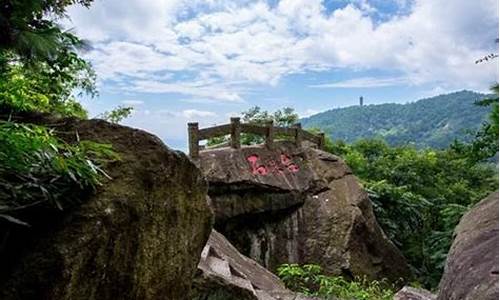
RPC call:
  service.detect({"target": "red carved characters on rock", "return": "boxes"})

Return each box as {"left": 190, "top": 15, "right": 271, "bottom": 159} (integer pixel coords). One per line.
{"left": 247, "top": 154, "right": 268, "bottom": 175}
{"left": 246, "top": 153, "right": 299, "bottom": 176}
{"left": 280, "top": 154, "right": 300, "bottom": 173}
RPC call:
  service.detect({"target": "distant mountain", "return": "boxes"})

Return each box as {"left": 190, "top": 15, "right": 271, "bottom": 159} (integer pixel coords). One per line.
{"left": 301, "top": 90, "right": 491, "bottom": 149}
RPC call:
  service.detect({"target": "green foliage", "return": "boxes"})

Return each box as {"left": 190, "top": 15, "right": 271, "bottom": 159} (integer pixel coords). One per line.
{"left": 239, "top": 106, "right": 299, "bottom": 127}
{"left": 0, "top": 121, "right": 119, "bottom": 226}
{"left": 207, "top": 106, "right": 299, "bottom": 146}
{"left": 0, "top": 0, "right": 115, "bottom": 229}
{"left": 241, "top": 106, "right": 299, "bottom": 145}
{"left": 326, "top": 138, "right": 497, "bottom": 288}
{"left": 302, "top": 91, "right": 491, "bottom": 149}
{"left": 0, "top": 49, "right": 96, "bottom": 118}
{"left": 0, "top": 0, "right": 97, "bottom": 118}
{"left": 0, "top": 62, "right": 51, "bottom": 112}
{"left": 277, "top": 264, "right": 395, "bottom": 300}
{"left": 98, "top": 106, "right": 134, "bottom": 124}
{"left": 0, "top": 0, "right": 93, "bottom": 63}
{"left": 239, "top": 106, "right": 299, "bottom": 145}
{"left": 452, "top": 83, "right": 499, "bottom": 163}
{"left": 206, "top": 135, "right": 229, "bottom": 147}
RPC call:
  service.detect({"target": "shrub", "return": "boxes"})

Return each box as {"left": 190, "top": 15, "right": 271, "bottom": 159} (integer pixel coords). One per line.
{"left": 0, "top": 121, "right": 119, "bottom": 226}
{"left": 277, "top": 264, "right": 395, "bottom": 300}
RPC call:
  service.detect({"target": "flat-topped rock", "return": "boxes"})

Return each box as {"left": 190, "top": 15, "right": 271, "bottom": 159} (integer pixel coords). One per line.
{"left": 199, "top": 142, "right": 329, "bottom": 220}
{"left": 199, "top": 143, "right": 325, "bottom": 192}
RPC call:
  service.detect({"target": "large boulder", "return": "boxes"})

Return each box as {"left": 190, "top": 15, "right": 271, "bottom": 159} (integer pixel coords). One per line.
{"left": 198, "top": 142, "right": 411, "bottom": 282}
{"left": 191, "top": 230, "right": 322, "bottom": 300}
{"left": 437, "top": 191, "right": 499, "bottom": 300}
{"left": 0, "top": 117, "right": 213, "bottom": 300}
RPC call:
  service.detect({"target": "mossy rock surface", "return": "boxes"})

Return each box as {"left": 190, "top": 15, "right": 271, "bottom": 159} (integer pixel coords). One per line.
{"left": 0, "top": 116, "right": 213, "bottom": 300}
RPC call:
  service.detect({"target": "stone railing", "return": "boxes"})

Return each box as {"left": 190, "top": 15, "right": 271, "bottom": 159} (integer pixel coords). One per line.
{"left": 188, "top": 117, "right": 325, "bottom": 158}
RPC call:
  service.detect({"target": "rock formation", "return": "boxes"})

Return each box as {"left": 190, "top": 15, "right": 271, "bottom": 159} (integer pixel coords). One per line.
{"left": 192, "top": 230, "right": 322, "bottom": 300}
{"left": 0, "top": 116, "right": 213, "bottom": 300}
{"left": 198, "top": 141, "right": 411, "bottom": 282}
{"left": 437, "top": 191, "right": 499, "bottom": 300}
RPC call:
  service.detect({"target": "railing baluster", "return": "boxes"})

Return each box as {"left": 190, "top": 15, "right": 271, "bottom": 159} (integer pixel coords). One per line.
{"left": 188, "top": 122, "right": 199, "bottom": 158}
{"left": 265, "top": 120, "right": 274, "bottom": 150}
{"left": 318, "top": 132, "right": 325, "bottom": 150}
{"left": 230, "top": 117, "right": 241, "bottom": 149}
{"left": 293, "top": 123, "right": 302, "bottom": 147}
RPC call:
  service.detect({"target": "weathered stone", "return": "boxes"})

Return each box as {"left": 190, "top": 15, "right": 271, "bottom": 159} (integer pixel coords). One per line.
{"left": 437, "top": 191, "right": 499, "bottom": 300}
{"left": 199, "top": 141, "right": 411, "bottom": 282}
{"left": 298, "top": 148, "right": 410, "bottom": 281}
{"left": 199, "top": 143, "right": 326, "bottom": 221}
{"left": 0, "top": 117, "right": 213, "bottom": 300}
{"left": 394, "top": 286, "right": 436, "bottom": 300}
{"left": 192, "top": 230, "right": 323, "bottom": 300}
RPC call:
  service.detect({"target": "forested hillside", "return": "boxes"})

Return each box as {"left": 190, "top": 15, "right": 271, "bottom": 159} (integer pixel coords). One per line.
{"left": 301, "top": 91, "right": 491, "bottom": 148}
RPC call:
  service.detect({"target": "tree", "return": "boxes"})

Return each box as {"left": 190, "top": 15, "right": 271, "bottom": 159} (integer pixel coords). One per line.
{"left": 0, "top": 0, "right": 96, "bottom": 118}
{"left": 0, "top": 0, "right": 116, "bottom": 229}
{"left": 0, "top": 51, "right": 96, "bottom": 118}
{"left": 98, "top": 106, "right": 134, "bottom": 124}
{"left": 1, "top": 0, "right": 93, "bottom": 64}
{"left": 241, "top": 106, "right": 298, "bottom": 127}
{"left": 326, "top": 138, "right": 497, "bottom": 288}
{"left": 452, "top": 83, "right": 499, "bottom": 163}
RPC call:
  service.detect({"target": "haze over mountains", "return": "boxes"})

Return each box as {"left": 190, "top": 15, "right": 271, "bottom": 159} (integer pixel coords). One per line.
{"left": 301, "top": 91, "right": 491, "bottom": 149}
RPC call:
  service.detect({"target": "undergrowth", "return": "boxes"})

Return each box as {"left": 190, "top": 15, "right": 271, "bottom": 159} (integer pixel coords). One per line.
{"left": 277, "top": 264, "right": 396, "bottom": 300}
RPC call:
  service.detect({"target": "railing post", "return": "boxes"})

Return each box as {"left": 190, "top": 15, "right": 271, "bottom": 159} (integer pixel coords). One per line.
{"left": 318, "top": 132, "right": 325, "bottom": 150}
{"left": 293, "top": 123, "right": 302, "bottom": 147}
{"left": 188, "top": 122, "right": 199, "bottom": 158}
{"left": 265, "top": 120, "right": 274, "bottom": 149}
{"left": 230, "top": 117, "right": 241, "bottom": 149}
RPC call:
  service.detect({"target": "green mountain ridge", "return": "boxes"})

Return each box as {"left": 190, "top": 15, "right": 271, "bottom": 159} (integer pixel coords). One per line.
{"left": 301, "top": 90, "right": 491, "bottom": 148}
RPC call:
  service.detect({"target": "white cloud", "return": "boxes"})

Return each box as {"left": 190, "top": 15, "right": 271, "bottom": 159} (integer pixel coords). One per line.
{"left": 86, "top": 41, "right": 188, "bottom": 81}
{"left": 129, "top": 80, "right": 244, "bottom": 102}
{"left": 310, "top": 76, "right": 410, "bottom": 88}
{"left": 300, "top": 109, "right": 322, "bottom": 118}
{"left": 121, "top": 100, "right": 144, "bottom": 105}
{"left": 182, "top": 109, "right": 217, "bottom": 119}
{"left": 67, "top": 0, "right": 499, "bottom": 99}
{"left": 146, "top": 108, "right": 217, "bottom": 119}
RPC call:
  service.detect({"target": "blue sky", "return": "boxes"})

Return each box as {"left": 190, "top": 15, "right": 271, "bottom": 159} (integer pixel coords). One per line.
{"left": 66, "top": 0, "right": 499, "bottom": 151}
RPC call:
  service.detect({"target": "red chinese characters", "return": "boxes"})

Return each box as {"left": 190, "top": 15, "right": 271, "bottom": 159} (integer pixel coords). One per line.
{"left": 246, "top": 155, "right": 268, "bottom": 175}
{"left": 247, "top": 153, "right": 299, "bottom": 176}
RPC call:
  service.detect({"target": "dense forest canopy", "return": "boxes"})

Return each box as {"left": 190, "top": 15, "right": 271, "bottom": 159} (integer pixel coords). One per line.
{"left": 301, "top": 91, "right": 491, "bottom": 149}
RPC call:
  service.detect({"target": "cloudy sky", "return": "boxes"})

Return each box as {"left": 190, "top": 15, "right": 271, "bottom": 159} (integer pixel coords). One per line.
{"left": 66, "top": 0, "right": 499, "bottom": 151}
